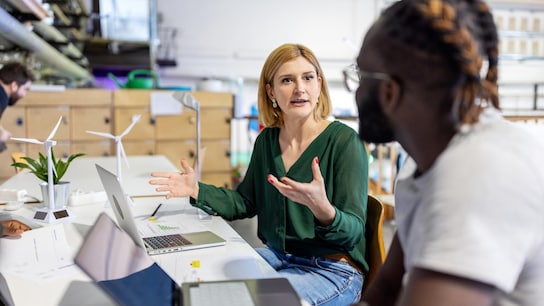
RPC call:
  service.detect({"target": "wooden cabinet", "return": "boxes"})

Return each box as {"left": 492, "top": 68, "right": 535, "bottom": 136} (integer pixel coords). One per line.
{"left": 114, "top": 90, "right": 233, "bottom": 188}
{"left": 1, "top": 89, "right": 234, "bottom": 188}
{"left": 0, "top": 107, "right": 27, "bottom": 180}
{"left": 0, "top": 89, "right": 113, "bottom": 182}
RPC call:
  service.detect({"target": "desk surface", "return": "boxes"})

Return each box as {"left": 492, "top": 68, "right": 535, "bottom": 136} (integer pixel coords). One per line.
{"left": 1, "top": 155, "right": 178, "bottom": 200}
{"left": 0, "top": 156, "right": 277, "bottom": 306}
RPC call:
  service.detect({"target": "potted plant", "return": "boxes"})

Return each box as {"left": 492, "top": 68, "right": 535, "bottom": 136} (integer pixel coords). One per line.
{"left": 11, "top": 149, "right": 85, "bottom": 208}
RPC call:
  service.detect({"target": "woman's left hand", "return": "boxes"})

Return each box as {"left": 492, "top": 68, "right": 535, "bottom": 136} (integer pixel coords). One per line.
{"left": 267, "top": 157, "right": 336, "bottom": 225}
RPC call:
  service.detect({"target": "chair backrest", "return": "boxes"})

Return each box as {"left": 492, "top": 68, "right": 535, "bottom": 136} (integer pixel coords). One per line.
{"left": 11, "top": 152, "right": 28, "bottom": 173}
{"left": 364, "top": 194, "right": 386, "bottom": 292}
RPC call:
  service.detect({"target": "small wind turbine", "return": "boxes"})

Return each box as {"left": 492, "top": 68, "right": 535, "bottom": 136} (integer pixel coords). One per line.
{"left": 11, "top": 116, "right": 71, "bottom": 223}
{"left": 86, "top": 114, "right": 141, "bottom": 183}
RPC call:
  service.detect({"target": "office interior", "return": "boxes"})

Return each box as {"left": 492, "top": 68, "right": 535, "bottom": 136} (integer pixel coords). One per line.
{"left": 0, "top": 0, "right": 544, "bottom": 304}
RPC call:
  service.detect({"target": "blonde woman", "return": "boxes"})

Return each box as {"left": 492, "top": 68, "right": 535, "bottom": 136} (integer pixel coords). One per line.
{"left": 151, "top": 43, "right": 368, "bottom": 306}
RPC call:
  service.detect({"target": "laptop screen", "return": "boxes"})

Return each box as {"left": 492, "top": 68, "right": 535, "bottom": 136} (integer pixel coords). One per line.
{"left": 74, "top": 213, "right": 181, "bottom": 306}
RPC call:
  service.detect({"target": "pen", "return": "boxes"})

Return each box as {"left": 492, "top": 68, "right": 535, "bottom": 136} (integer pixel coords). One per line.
{"left": 149, "top": 203, "right": 162, "bottom": 220}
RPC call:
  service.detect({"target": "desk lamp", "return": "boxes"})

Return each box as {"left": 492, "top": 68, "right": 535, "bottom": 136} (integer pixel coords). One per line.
{"left": 172, "top": 91, "right": 202, "bottom": 178}
{"left": 172, "top": 91, "right": 210, "bottom": 220}
{"left": 11, "top": 116, "right": 72, "bottom": 223}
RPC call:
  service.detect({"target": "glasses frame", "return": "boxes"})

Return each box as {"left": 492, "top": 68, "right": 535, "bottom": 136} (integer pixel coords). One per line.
{"left": 342, "top": 64, "right": 392, "bottom": 92}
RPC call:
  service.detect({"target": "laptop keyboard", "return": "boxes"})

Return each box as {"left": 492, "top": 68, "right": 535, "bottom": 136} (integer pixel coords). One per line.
{"left": 189, "top": 282, "right": 255, "bottom": 306}
{"left": 143, "top": 234, "right": 192, "bottom": 249}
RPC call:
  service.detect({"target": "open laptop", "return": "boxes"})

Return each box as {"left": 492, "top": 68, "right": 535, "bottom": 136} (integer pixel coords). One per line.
{"left": 95, "top": 163, "right": 226, "bottom": 255}
{"left": 74, "top": 212, "right": 303, "bottom": 306}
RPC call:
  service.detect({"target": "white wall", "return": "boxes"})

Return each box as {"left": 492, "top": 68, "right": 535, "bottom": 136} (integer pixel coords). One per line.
{"left": 148, "top": 0, "right": 544, "bottom": 167}
{"left": 152, "top": 0, "right": 544, "bottom": 126}
{"left": 156, "top": 0, "right": 378, "bottom": 81}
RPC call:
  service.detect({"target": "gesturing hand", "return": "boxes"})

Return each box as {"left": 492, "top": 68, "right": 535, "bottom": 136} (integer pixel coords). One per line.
{"left": 149, "top": 159, "right": 199, "bottom": 199}
{"left": 1, "top": 220, "right": 31, "bottom": 237}
{"left": 0, "top": 126, "right": 12, "bottom": 142}
{"left": 267, "top": 157, "right": 336, "bottom": 225}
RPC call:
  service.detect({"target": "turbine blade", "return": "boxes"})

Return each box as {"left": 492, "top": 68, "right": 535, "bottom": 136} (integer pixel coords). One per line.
{"left": 120, "top": 114, "right": 141, "bottom": 137}
{"left": 51, "top": 161, "right": 58, "bottom": 177}
{"left": 86, "top": 130, "right": 115, "bottom": 138}
{"left": 47, "top": 116, "right": 63, "bottom": 140}
{"left": 44, "top": 142, "right": 55, "bottom": 185}
{"left": 119, "top": 141, "right": 130, "bottom": 168}
{"left": 10, "top": 137, "right": 43, "bottom": 144}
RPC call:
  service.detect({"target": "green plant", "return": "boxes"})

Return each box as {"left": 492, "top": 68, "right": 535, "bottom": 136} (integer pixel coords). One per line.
{"left": 11, "top": 150, "right": 85, "bottom": 184}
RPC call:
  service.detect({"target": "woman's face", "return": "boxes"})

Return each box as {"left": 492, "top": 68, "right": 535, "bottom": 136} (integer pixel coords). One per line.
{"left": 267, "top": 56, "right": 322, "bottom": 123}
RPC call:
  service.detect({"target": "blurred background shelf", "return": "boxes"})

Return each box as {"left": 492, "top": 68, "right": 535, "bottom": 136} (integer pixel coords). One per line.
{"left": 0, "top": 0, "right": 94, "bottom": 86}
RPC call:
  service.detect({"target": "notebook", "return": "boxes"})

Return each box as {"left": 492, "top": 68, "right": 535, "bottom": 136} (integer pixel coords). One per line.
{"left": 74, "top": 212, "right": 303, "bottom": 306}
{"left": 182, "top": 277, "right": 302, "bottom": 306}
{"left": 95, "top": 163, "right": 226, "bottom": 255}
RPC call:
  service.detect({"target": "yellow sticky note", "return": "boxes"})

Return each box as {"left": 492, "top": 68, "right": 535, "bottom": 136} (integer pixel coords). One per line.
{"left": 190, "top": 260, "right": 201, "bottom": 268}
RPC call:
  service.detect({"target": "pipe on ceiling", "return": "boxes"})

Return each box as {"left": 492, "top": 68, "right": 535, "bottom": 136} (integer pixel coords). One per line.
{"left": 0, "top": 7, "right": 93, "bottom": 81}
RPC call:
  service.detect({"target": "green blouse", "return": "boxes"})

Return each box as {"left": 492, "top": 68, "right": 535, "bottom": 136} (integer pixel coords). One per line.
{"left": 191, "top": 120, "right": 369, "bottom": 272}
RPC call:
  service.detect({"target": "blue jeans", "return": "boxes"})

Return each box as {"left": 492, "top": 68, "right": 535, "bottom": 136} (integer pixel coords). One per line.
{"left": 256, "top": 246, "right": 363, "bottom": 306}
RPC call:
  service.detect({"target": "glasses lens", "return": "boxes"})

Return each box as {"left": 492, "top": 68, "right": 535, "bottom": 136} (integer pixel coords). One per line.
{"left": 342, "top": 64, "right": 360, "bottom": 92}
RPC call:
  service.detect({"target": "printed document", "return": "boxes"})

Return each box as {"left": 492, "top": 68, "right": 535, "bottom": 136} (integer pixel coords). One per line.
{"left": 0, "top": 224, "right": 76, "bottom": 282}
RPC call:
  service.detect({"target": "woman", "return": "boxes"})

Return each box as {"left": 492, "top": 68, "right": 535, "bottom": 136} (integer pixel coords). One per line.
{"left": 150, "top": 43, "right": 368, "bottom": 306}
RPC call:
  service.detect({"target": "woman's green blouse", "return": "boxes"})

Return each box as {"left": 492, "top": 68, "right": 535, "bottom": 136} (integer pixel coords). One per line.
{"left": 191, "top": 120, "right": 369, "bottom": 272}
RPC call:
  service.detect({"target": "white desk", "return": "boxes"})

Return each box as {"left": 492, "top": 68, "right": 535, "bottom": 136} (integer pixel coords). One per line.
{"left": 1, "top": 155, "right": 179, "bottom": 200}
{"left": 0, "top": 156, "right": 277, "bottom": 306}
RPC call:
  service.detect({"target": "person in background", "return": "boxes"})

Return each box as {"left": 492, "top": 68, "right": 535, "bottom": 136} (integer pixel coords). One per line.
{"left": 0, "top": 62, "right": 35, "bottom": 150}
{"left": 352, "top": 0, "right": 544, "bottom": 305}
{"left": 0, "top": 219, "right": 31, "bottom": 237}
{"left": 150, "top": 43, "right": 369, "bottom": 306}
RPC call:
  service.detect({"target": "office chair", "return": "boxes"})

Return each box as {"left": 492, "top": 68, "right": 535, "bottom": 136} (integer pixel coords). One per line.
{"left": 363, "top": 194, "right": 387, "bottom": 292}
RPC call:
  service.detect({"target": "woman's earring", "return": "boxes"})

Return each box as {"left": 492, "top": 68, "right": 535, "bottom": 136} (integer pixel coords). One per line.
{"left": 272, "top": 99, "right": 277, "bottom": 108}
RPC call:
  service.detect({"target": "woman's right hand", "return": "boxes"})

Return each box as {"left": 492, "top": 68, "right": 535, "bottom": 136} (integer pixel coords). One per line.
{"left": 149, "top": 159, "right": 199, "bottom": 199}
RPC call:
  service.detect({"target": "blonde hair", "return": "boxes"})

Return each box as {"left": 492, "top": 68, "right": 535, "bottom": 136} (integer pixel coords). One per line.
{"left": 257, "top": 43, "right": 332, "bottom": 128}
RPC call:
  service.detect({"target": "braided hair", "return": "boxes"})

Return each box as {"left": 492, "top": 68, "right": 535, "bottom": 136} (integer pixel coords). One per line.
{"left": 378, "top": 0, "right": 499, "bottom": 126}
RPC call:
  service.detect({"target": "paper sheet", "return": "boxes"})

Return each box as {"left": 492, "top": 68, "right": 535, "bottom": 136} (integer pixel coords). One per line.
{"left": 150, "top": 91, "right": 182, "bottom": 116}
{"left": 0, "top": 224, "right": 77, "bottom": 282}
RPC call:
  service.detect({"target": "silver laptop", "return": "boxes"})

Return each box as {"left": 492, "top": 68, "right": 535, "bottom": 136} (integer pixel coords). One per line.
{"left": 75, "top": 212, "right": 303, "bottom": 306}
{"left": 95, "top": 164, "right": 226, "bottom": 255}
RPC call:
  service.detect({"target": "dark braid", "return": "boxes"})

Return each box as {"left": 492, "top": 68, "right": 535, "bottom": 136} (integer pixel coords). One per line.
{"left": 380, "top": 0, "right": 500, "bottom": 125}
{"left": 470, "top": 0, "right": 500, "bottom": 109}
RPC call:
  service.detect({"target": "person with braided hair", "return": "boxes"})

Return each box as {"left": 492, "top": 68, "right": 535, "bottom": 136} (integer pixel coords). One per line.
{"left": 351, "top": 0, "right": 544, "bottom": 305}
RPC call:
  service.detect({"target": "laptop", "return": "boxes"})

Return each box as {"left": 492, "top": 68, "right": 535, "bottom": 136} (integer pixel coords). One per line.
{"left": 74, "top": 212, "right": 303, "bottom": 306}
{"left": 95, "top": 164, "right": 226, "bottom": 255}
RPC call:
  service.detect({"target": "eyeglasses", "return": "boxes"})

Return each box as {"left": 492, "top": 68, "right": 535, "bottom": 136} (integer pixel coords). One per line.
{"left": 342, "top": 64, "right": 391, "bottom": 92}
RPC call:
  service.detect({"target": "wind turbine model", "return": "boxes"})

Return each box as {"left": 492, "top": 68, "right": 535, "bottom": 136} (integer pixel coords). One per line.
{"left": 11, "top": 116, "right": 70, "bottom": 223}
{"left": 86, "top": 114, "right": 141, "bottom": 183}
